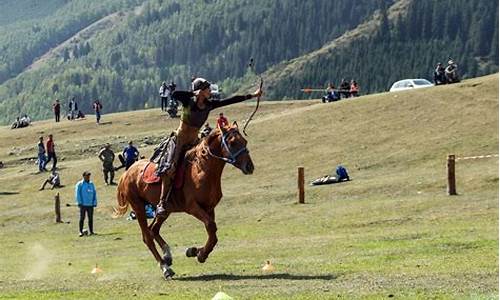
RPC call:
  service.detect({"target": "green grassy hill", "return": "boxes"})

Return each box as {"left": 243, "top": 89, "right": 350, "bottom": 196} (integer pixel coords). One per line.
{"left": 0, "top": 74, "right": 498, "bottom": 299}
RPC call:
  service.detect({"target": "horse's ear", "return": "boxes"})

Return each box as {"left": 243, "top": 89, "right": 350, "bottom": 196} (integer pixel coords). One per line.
{"left": 232, "top": 121, "right": 238, "bottom": 129}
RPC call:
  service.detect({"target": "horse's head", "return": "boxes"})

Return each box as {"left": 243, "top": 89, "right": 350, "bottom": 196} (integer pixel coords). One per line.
{"left": 206, "top": 122, "right": 254, "bottom": 174}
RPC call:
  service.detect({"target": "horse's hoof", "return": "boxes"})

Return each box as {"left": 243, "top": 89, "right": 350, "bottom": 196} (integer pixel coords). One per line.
{"left": 161, "top": 264, "right": 175, "bottom": 280}
{"left": 197, "top": 254, "right": 206, "bottom": 263}
{"left": 185, "top": 247, "right": 198, "bottom": 257}
{"left": 163, "top": 255, "right": 173, "bottom": 267}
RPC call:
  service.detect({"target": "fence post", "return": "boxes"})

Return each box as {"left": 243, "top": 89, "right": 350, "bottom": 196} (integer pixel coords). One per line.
{"left": 447, "top": 155, "right": 457, "bottom": 195}
{"left": 298, "top": 167, "right": 305, "bottom": 203}
{"left": 55, "top": 192, "right": 62, "bottom": 223}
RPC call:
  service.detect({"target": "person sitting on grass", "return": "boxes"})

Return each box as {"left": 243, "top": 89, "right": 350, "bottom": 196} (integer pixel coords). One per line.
{"left": 39, "top": 171, "right": 62, "bottom": 190}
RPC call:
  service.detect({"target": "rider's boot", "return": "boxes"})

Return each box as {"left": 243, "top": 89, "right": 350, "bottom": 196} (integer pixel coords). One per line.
{"left": 156, "top": 180, "right": 172, "bottom": 217}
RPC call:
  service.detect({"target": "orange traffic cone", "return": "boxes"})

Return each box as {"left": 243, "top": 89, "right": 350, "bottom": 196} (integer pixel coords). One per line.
{"left": 262, "top": 260, "right": 275, "bottom": 272}
{"left": 91, "top": 264, "right": 103, "bottom": 274}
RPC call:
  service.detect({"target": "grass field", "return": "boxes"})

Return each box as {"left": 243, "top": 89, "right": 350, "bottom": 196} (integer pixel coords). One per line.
{"left": 0, "top": 74, "right": 498, "bottom": 299}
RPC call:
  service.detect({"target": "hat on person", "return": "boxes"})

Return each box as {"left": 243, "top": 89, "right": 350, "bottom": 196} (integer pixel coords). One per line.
{"left": 82, "top": 171, "right": 91, "bottom": 176}
{"left": 192, "top": 78, "right": 211, "bottom": 92}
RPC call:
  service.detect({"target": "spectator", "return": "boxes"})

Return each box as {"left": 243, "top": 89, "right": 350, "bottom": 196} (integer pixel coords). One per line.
{"left": 159, "top": 81, "right": 169, "bottom": 112}
{"left": 433, "top": 62, "right": 446, "bottom": 85}
{"left": 98, "top": 143, "right": 116, "bottom": 185}
{"left": 53, "top": 99, "right": 61, "bottom": 122}
{"left": 350, "top": 80, "right": 359, "bottom": 97}
{"left": 45, "top": 134, "right": 57, "bottom": 171}
{"left": 68, "top": 98, "right": 75, "bottom": 120}
{"left": 322, "top": 84, "right": 340, "bottom": 103}
{"left": 216, "top": 112, "right": 229, "bottom": 129}
{"left": 122, "top": 141, "right": 139, "bottom": 170}
{"left": 93, "top": 99, "right": 103, "bottom": 124}
{"left": 339, "top": 79, "right": 350, "bottom": 99}
{"left": 168, "top": 81, "right": 176, "bottom": 94}
{"left": 76, "top": 110, "right": 85, "bottom": 119}
{"left": 11, "top": 117, "right": 20, "bottom": 129}
{"left": 445, "top": 59, "right": 460, "bottom": 83}
{"left": 37, "top": 136, "right": 47, "bottom": 172}
{"left": 75, "top": 171, "right": 97, "bottom": 237}
{"left": 19, "top": 114, "right": 31, "bottom": 127}
{"left": 39, "top": 171, "right": 61, "bottom": 190}
{"left": 200, "top": 122, "right": 213, "bottom": 138}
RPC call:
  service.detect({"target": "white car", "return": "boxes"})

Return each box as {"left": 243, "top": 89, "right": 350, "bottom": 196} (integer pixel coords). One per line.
{"left": 389, "top": 79, "right": 433, "bottom": 92}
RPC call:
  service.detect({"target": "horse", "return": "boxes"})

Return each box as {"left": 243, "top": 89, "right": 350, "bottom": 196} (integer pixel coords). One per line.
{"left": 114, "top": 123, "right": 254, "bottom": 279}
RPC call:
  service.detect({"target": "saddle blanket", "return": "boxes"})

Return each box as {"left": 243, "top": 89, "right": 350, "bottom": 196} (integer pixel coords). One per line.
{"left": 141, "top": 161, "right": 186, "bottom": 190}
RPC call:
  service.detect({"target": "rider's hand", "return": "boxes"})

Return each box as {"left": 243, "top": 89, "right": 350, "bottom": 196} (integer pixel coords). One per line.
{"left": 252, "top": 88, "right": 263, "bottom": 98}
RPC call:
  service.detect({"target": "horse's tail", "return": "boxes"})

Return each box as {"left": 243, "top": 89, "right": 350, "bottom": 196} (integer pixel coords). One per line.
{"left": 112, "top": 175, "right": 129, "bottom": 218}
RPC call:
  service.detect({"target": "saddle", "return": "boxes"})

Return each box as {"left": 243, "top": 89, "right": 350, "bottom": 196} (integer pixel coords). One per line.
{"left": 143, "top": 132, "right": 188, "bottom": 189}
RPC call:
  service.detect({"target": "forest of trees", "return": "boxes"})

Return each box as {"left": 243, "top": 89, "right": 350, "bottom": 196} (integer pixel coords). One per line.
{"left": 0, "top": 0, "right": 497, "bottom": 124}
{"left": 264, "top": 0, "right": 499, "bottom": 100}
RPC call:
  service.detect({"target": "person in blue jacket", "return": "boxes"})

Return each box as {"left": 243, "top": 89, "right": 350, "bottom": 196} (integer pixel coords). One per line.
{"left": 122, "top": 141, "right": 139, "bottom": 170}
{"left": 75, "top": 171, "right": 97, "bottom": 237}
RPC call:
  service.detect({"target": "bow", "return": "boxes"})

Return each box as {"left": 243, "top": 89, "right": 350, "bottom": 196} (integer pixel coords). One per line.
{"left": 243, "top": 58, "right": 263, "bottom": 136}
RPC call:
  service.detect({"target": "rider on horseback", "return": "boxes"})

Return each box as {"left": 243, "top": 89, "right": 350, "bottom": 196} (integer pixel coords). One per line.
{"left": 156, "top": 77, "right": 263, "bottom": 216}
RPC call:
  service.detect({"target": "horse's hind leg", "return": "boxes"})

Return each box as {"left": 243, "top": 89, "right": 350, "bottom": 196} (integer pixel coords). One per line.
{"left": 136, "top": 209, "right": 174, "bottom": 279}
{"left": 149, "top": 214, "right": 172, "bottom": 266}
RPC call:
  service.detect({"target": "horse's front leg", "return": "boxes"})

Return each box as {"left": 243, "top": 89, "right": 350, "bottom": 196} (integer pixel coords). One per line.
{"left": 186, "top": 206, "right": 217, "bottom": 263}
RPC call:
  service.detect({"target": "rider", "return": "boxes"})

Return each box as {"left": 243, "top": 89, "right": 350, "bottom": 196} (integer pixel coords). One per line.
{"left": 156, "top": 77, "right": 262, "bottom": 216}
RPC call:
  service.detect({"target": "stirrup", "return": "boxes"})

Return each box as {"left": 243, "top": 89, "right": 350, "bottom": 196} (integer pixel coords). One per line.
{"left": 156, "top": 203, "right": 168, "bottom": 216}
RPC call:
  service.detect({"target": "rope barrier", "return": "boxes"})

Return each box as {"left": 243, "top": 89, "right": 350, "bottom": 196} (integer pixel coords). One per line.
{"left": 456, "top": 154, "right": 499, "bottom": 161}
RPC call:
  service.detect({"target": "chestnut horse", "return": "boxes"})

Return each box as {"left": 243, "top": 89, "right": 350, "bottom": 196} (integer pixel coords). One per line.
{"left": 114, "top": 123, "right": 254, "bottom": 279}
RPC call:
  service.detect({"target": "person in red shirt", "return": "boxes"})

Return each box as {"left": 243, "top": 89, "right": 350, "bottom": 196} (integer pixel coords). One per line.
{"left": 216, "top": 112, "right": 229, "bottom": 129}
{"left": 53, "top": 99, "right": 61, "bottom": 122}
{"left": 350, "top": 80, "right": 359, "bottom": 97}
{"left": 46, "top": 134, "right": 57, "bottom": 171}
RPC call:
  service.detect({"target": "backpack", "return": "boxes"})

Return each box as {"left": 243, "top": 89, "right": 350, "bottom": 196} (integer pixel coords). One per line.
{"left": 335, "top": 165, "right": 349, "bottom": 181}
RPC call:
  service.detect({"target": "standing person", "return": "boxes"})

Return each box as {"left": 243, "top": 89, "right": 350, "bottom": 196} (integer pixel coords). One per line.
{"left": 216, "top": 112, "right": 229, "bottom": 129}
{"left": 37, "top": 136, "right": 47, "bottom": 172}
{"left": 68, "top": 97, "right": 75, "bottom": 120}
{"left": 155, "top": 77, "right": 262, "bottom": 216}
{"left": 75, "top": 171, "right": 97, "bottom": 237}
{"left": 122, "top": 141, "right": 139, "bottom": 170}
{"left": 98, "top": 143, "right": 115, "bottom": 185}
{"left": 93, "top": 99, "right": 103, "bottom": 124}
{"left": 53, "top": 99, "right": 61, "bottom": 122}
{"left": 350, "top": 80, "right": 359, "bottom": 97}
{"left": 159, "top": 82, "right": 169, "bottom": 112}
{"left": 45, "top": 134, "right": 57, "bottom": 171}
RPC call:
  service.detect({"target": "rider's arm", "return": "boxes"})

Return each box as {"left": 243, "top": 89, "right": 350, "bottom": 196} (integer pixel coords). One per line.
{"left": 211, "top": 94, "right": 253, "bottom": 109}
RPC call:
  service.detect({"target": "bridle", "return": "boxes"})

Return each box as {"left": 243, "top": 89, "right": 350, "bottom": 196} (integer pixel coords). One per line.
{"left": 204, "top": 129, "right": 249, "bottom": 165}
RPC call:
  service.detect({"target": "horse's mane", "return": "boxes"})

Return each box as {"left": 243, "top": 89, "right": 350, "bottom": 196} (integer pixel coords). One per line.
{"left": 185, "top": 128, "right": 221, "bottom": 161}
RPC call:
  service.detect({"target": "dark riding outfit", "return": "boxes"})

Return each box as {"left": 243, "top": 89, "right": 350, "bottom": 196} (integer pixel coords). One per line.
{"left": 156, "top": 77, "right": 258, "bottom": 216}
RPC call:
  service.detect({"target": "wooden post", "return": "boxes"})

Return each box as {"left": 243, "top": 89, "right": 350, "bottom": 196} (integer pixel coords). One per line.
{"left": 298, "top": 167, "right": 305, "bottom": 204}
{"left": 55, "top": 192, "right": 62, "bottom": 223}
{"left": 447, "top": 155, "right": 457, "bottom": 195}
